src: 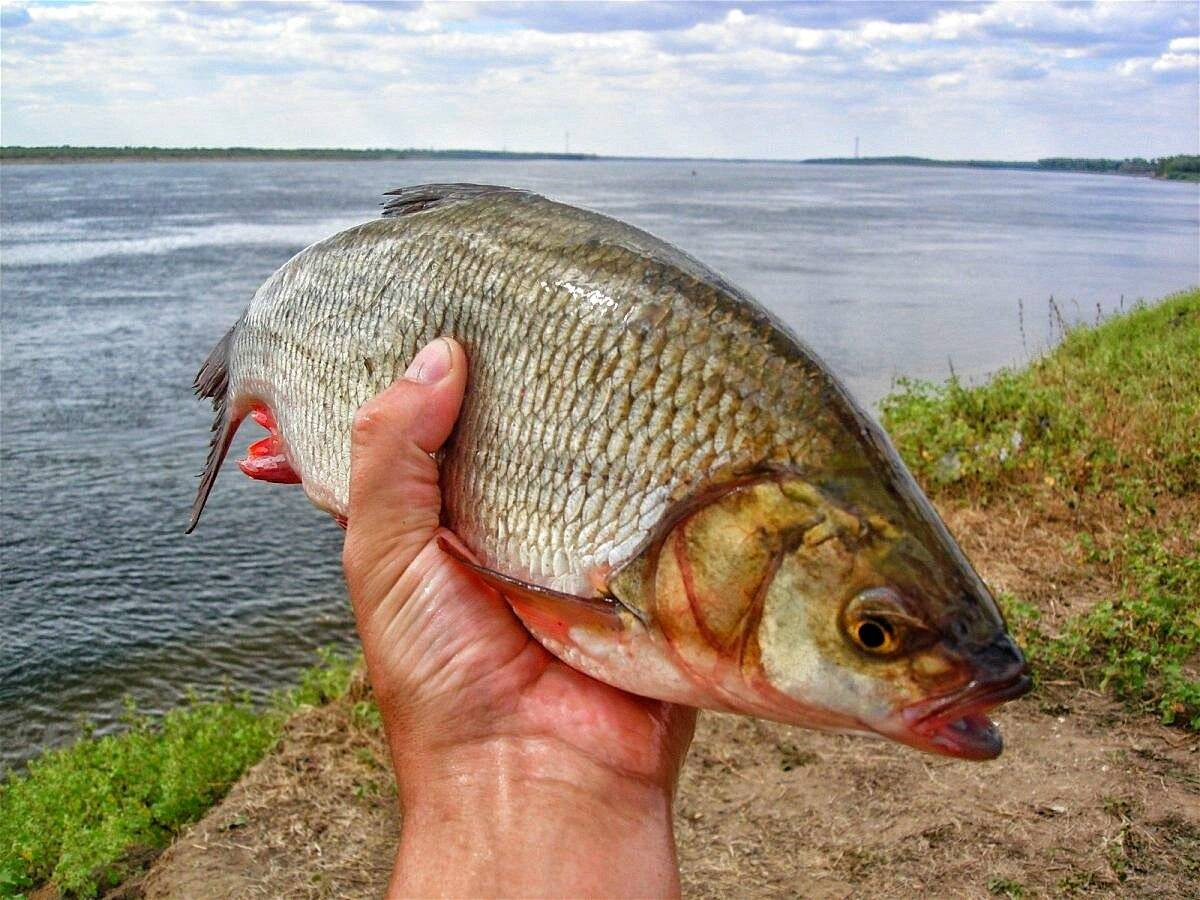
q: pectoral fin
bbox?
[436,537,625,636]
[236,405,302,484]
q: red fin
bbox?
[250,407,275,429]
[237,404,301,484]
[436,536,624,636]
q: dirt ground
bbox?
[127,497,1199,899]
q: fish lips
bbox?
[895,669,1032,760]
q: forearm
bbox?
[389,739,682,898]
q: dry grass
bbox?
[138,678,396,900]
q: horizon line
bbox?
[2,145,1195,166]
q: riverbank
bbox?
[803,155,1200,182]
[3,288,1197,898]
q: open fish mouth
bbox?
[897,671,1033,760]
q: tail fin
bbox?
[187,326,240,533]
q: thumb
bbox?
[342,337,468,602]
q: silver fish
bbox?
[191,184,1029,759]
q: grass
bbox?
[0,648,359,898]
[882,288,1200,730]
[1061,525,1199,728]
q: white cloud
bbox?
[1153,51,1198,73]
[0,1,1196,158]
[927,72,966,90]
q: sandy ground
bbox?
[127,688,1198,900]
[123,497,1199,899]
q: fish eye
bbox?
[855,617,894,651]
[842,587,921,657]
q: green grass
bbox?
[0,648,359,898]
[997,525,1200,730]
[882,288,1200,730]
[1058,526,1200,728]
[881,290,1200,499]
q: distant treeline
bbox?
[805,154,1200,180]
[805,155,1042,171]
[3,147,1197,180]
[0,145,597,162]
[1155,155,1200,181]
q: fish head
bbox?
[610,471,1030,760]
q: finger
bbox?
[343,337,468,600]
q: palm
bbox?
[357,532,696,784]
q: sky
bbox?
[1,1,1196,160]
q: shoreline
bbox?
[3,149,1197,181]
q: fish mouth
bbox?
[895,671,1032,760]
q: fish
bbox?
[189,183,1030,760]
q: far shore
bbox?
[3,147,1197,181]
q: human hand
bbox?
[342,337,697,898]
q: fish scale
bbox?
[199,188,832,592]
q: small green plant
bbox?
[1055,869,1101,894]
[1056,526,1200,728]
[351,699,383,732]
[987,877,1027,898]
[286,645,357,708]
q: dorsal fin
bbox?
[186,326,241,533]
[381,184,532,218]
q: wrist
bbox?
[391,736,680,898]
[400,731,673,804]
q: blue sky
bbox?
[1,1,1196,159]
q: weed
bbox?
[285,646,357,708]
[1055,869,1101,894]
[1053,525,1200,728]
[351,699,383,732]
[988,877,1027,898]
